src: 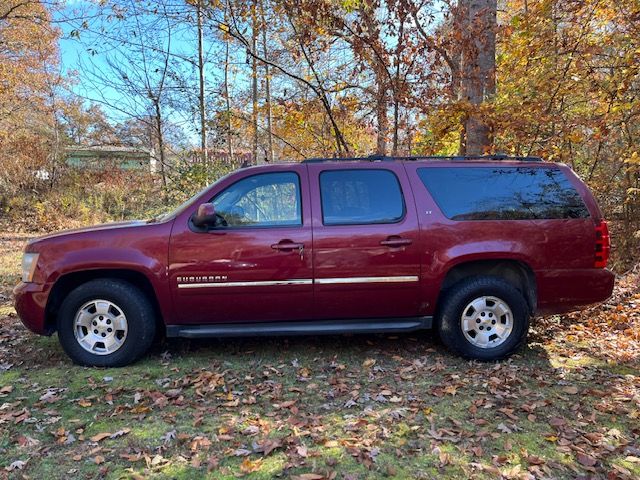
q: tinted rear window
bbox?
[417,167,589,221]
[320,169,405,225]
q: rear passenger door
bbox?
[308,163,422,320]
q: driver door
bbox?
[169,165,313,324]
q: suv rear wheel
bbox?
[437,276,530,360]
[57,279,156,367]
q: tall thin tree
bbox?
[223,2,235,164]
[196,0,208,166]
[260,0,274,162]
[459,0,496,155]
[251,0,260,164]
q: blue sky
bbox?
[53,0,220,140]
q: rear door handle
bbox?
[380,237,413,247]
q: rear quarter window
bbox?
[417,167,590,221]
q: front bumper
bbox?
[13,282,52,335]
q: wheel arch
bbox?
[45,269,165,336]
[437,259,537,314]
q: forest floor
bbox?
[0,233,638,480]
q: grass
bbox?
[0,234,638,479]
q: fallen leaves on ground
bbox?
[0,237,638,478]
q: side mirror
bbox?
[192,203,217,228]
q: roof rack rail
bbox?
[301,154,543,163]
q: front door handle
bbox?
[271,241,304,251]
[272,240,305,261]
[380,237,413,247]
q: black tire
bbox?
[57,279,156,367]
[436,276,530,361]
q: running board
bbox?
[166,316,433,339]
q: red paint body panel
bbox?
[14,160,615,337]
[14,282,49,334]
[535,268,615,314]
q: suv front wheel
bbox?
[57,279,156,367]
[437,276,530,360]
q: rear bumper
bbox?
[536,268,615,315]
[13,282,52,335]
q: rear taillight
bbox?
[594,220,610,268]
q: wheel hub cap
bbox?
[460,296,513,349]
[73,300,128,355]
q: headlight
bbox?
[21,253,39,283]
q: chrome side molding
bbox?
[177,275,420,289]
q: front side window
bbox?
[212,172,302,227]
[417,167,590,221]
[320,169,405,225]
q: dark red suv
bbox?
[14,156,614,366]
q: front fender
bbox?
[25,221,174,327]
[44,247,165,285]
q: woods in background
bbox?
[0,0,638,268]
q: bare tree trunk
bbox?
[358,1,389,156]
[375,72,388,155]
[153,101,168,200]
[260,0,273,162]
[47,82,61,190]
[50,109,60,189]
[392,56,401,155]
[224,1,234,165]
[392,96,399,156]
[251,1,260,164]
[392,16,405,156]
[196,0,207,167]
[405,113,414,154]
[224,42,234,165]
[459,0,496,156]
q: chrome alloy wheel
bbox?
[460,296,513,349]
[73,299,128,355]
